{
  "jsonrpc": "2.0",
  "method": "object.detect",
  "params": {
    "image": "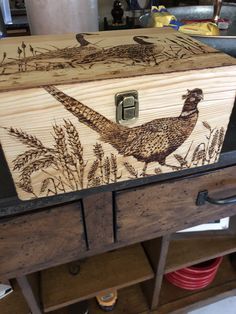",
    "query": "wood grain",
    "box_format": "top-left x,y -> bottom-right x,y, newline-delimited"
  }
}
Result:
116,166 -> 236,242
0,202 -> 86,280
83,192 -> 114,249
0,28 -> 235,92
165,236 -> 236,273
157,256 -> 236,314
17,275 -> 42,314
142,235 -> 171,309
40,244 -> 154,312
0,280 -> 30,314
0,66 -> 235,200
